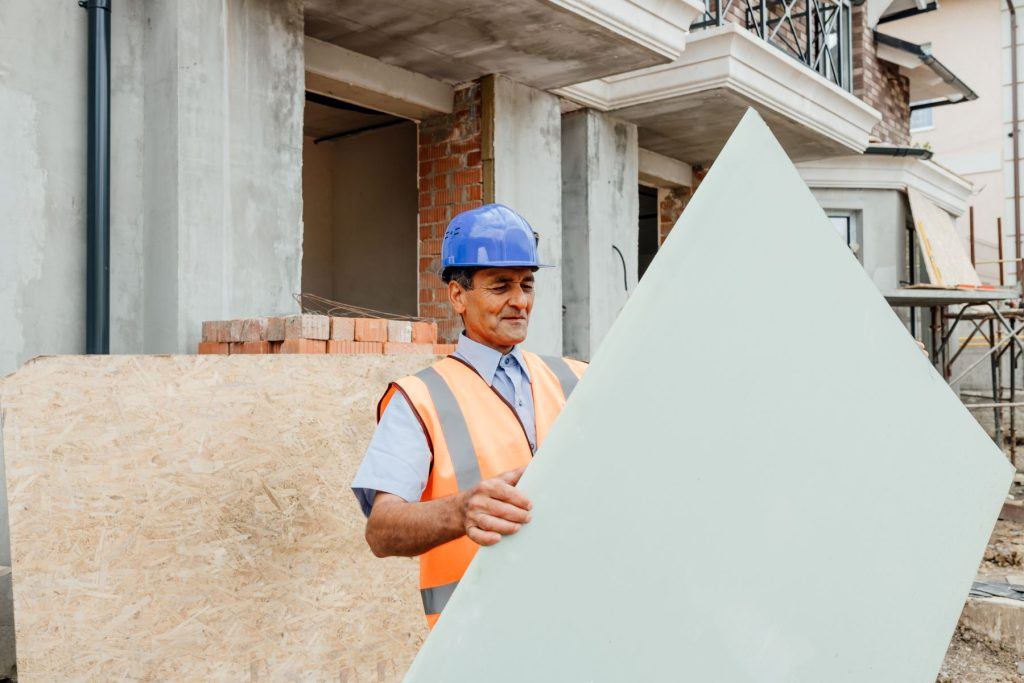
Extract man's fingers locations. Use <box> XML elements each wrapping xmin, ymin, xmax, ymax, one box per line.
<box><xmin>467</xmin><ymin>526</ymin><xmax>502</xmax><ymax>546</ymax></box>
<box><xmin>500</xmin><ymin>467</ymin><xmax>526</xmax><ymax>486</ymax></box>
<box><xmin>484</xmin><ymin>480</ymin><xmax>532</xmax><ymax>511</ymax></box>
<box><xmin>472</xmin><ymin>513</ymin><xmax>522</xmax><ymax>536</ymax></box>
<box><xmin>480</xmin><ymin>498</ymin><xmax>531</xmax><ymax>524</ymax></box>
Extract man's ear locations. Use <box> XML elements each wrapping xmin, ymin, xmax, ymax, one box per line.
<box><xmin>448</xmin><ymin>280</ymin><xmax>467</xmax><ymax>316</ymax></box>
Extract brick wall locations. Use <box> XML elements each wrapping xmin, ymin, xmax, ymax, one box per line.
<box><xmin>657</xmin><ymin>187</ymin><xmax>690</xmax><ymax>246</ymax></box>
<box><xmin>852</xmin><ymin>5</ymin><xmax>910</xmax><ymax>145</ymax></box>
<box><xmin>417</xmin><ymin>82</ymin><xmax>485</xmax><ymax>343</ymax></box>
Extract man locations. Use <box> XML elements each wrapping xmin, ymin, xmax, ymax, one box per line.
<box><xmin>352</xmin><ymin>203</ymin><xmax>586</xmax><ymax>628</ymax></box>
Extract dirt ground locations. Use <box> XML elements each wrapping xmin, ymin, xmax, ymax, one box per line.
<box><xmin>937</xmin><ymin>502</ymin><xmax>1024</xmax><ymax>682</ymax></box>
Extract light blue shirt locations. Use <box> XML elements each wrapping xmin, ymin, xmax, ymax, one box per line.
<box><xmin>351</xmin><ymin>334</ymin><xmax>536</xmax><ymax>516</ymax></box>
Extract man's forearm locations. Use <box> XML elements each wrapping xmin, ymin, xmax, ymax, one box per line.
<box><xmin>365</xmin><ymin>493</ymin><xmax>465</xmax><ymax>558</ymax></box>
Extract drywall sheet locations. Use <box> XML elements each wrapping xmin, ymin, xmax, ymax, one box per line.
<box><xmin>908</xmin><ymin>187</ymin><xmax>982</xmax><ymax>288</ymax></box>
<box><xmin>406</xmin><ymin>111</ymin><xmax>1014</xmax><ymax>682</ymax></box>
<box><xmin>0</xmin><ymin>354</ymin><xmax>433</xmax><ymax>681</ymax></box>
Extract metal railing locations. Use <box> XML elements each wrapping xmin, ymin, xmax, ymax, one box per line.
<box><xmin>693</xmin><ymin>0</ymin><xmax>853</xmax><ymax>92</ymax></box>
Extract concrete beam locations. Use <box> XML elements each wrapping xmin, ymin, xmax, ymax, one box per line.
<box><xmin>638</xmin><ymin>148</ymin><xmax>692</xmax><ymax>188</ymax></box>
<box><xmin>305</xmin><ymin>37</ymin><xmax>453</xmax><ymax>120</ymax></box>
<box><xmin>561</xmin><ymin>109</ymin><xmax>639</xmax><ymax>360</ymax></box>
<box><xmin>485</xmin><ymin>76</ymin><xmax>564</xmax><ymax>356</ymax></box>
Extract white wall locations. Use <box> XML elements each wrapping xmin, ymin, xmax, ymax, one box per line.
<box><xmin>489</xmin><ymin>76</ymin><xmax>564</xmax><ymax>356</ymax></box>
<box><xmin>302</xmin><ymin>124</ymin><xmax>419</xmax><ymax>315</ymax></box>
<box><xmin>561</xmin><ymin>109</ymin><xmax>639</xmax><ymax>361</ymax></box>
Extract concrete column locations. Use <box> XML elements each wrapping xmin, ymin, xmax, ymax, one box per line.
<box><xmin>143</xmin><ymin>0</ymin><xmax>305</xmax><ymax>353</ymax></box>
<box><xmin>561</xmin><ymin>109</ymin><xmax>639</xmax><ymax>361</ymax></box>
<box><xmin>484</xmin><ymin>76</ymin><xmax>564</xmax><ymax>356</ymax></box>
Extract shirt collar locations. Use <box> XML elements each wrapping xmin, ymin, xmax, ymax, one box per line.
<box><xmin>454</xmin><ymin>333</ymin><xmax>530</xmax><ymax>386</ymax></box>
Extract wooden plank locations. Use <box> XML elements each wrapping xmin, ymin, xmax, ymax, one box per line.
<box><xmin>0</xmin><ymin>354</ymin><xmax>437</xmax><ymax>680</ymax></box>
<box><xmin>908</xmin><ymin>187</ymin><xmax>982</xmax><ymax>288</ymax></box>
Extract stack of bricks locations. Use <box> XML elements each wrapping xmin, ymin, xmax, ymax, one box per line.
<box><xmin>417</xmin><ymin>80</ymin><xmax>484</xmax><ymax>344</ymax></box>
<box><xmin>197</xmin><ymin>315</ymin><xmax>456</xmax><ymax>356</ymax></box>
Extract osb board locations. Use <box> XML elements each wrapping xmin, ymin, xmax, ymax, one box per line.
<box><xmin>0</xmin><ymin>354</ymin><xmax>436</xmax><ymax>681</ymax></box>
<box><xmin>908</xmin><ymin>187</ymin><xmax>982</xmax><ymax>288</ymax></box>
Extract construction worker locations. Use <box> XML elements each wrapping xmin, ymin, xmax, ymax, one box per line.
<box><xmin>351</xmin><ymin>203</ymin><xmax>586</xmax><ymax>628</ymax></box>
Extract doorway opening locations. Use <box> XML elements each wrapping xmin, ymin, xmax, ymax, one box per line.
<box><xmin>302</xmin><ymin>92</ymin><xmax>419</xmax><ymax>315</ymax></box>
<box><xmin>638</xmin><ymin>184</ymin><xmax>659</xmax><ymax>279</ymax></box>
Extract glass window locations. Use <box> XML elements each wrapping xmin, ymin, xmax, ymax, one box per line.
<box><xmin>910</xmin><ymin>107</ymin><xmax>934</xmax><ymax>132</ymax></box>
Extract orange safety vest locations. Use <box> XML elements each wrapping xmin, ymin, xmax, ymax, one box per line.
<box><xmin>377</xmin><ymin>351</ymin><xmax>587</xmax><ymax>628</ymax></box>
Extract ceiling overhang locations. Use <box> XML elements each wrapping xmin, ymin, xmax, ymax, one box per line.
<box><xmin>303</xmin><ymin>0</ymin><xmax>705</xmax><ymax>91</ymax></box>
<box><xmin>874</xmin><ymin>31</ymin><xmax>977</xmax><ymax>110</ymax></box>
<box><xmin>797</xmin><ymin>153</ymin><xmax>973</xmax><ymax>216</ymax></box>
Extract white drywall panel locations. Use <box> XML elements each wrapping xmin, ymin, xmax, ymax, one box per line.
<box><xmin>405</xmin><ymin>110</ymin><xmax>1014</xmax><ymax>682</ymax></box>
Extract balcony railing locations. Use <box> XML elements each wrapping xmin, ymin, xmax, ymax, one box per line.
<box><xmin>693</xmin><ymin>0</ymin><xmax>853</xmax><ymax>92</ymax></box>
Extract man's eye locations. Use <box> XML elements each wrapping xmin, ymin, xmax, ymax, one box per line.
<box><xmin>522</xmin><ymin>284</ymin><xmax>534</xmax><ymax>292</ymax></box>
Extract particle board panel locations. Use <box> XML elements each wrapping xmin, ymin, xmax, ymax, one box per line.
<box><xmin>0</xmin><ymin>354</ymin><xmax>435</xmax><ymax>681</ymax></box>
<box><xmin>406</xmin><ymin>111</ymin><xmax>1014</xmax><ymax>682</ymax></box>
<box><xmin>907</xmin><ymin>187</ymin><xmax>982</xmax><ymax>289</ymax></box>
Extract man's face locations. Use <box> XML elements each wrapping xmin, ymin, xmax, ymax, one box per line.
<box><xmin>450</xmin><ymin>267</ymin><xmax>535</xmax><ymax>351</ymax></box>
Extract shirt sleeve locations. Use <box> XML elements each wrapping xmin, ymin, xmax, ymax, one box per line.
<box><xmin>351</xmin><ymin>390</ymin><xmax>432</xmax><ymax>517</ymax></box>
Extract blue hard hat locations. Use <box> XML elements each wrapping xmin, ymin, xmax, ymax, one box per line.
<box><xmin>440</xmin><ymin>203</ymin><xmax>552</xmax><ymax>270</ymax></box>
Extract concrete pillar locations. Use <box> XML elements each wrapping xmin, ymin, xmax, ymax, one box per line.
<box><xmin>561</xmin><ymin>109</ymin><xmax>639</xmax><ymax>361</ymax></box>
<box><xmin>484</xmin><ymin>76</ymin><xmax>564</xmax><ymax>356</ymax></box>
<box><xmin>144</xmin><ymin>0</ymin><xmax>305</xmax><ymax>353</ymax></box>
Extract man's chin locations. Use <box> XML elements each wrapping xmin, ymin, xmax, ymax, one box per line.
<box><xmin>496</xmin><ymin>322</ymin><xmax>528</xmax><ymax>346</ymax></box>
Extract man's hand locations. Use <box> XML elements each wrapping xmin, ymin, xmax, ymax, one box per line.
<box><xmin>364</xmin><ymin>466</ymin><xmax>532</xmax><ymax>557</ymax></box>
<box><xmin>460</xmin><ymin>467</ymin><xmax>532</xmax><ymax>546</ymax></box>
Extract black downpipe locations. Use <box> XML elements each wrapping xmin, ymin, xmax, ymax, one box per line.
<box><xmin>81</xmin><ymin>0</ymin><xmax>111</xmax><ymax>354</ymax></box>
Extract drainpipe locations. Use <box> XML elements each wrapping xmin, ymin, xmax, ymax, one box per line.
<box><xmin>1009</xmin><ymin>0</ymin><xmax>1022</xmax><ymax>292</ymax></box>
<box><xmin>80</xmin><ymin>0</ymin><xmax>111</xmax><ymax>353</ymax></box>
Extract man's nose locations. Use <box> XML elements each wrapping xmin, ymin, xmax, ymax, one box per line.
<box><xmin>508</xmin><ymin>286</ymin><xmax>529</xmax><ymax>310</ymax></box>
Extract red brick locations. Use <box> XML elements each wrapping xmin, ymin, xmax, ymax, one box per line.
<box><xmin>463</xmin><ymin>184</ymin><xmax>482</xmax><ymax>202</ymax></box>
<box><xmin>387</xmin><ymin>320</ymin><xmax>413</xmax><ymax>342</ymax></box>
<box><xmin>330</xmin><ymin>316</ymin><xmax>355</xmax><ymax>340</ymax></box>
<box><xmin>327</xmin><ymin>340</ymin><xmax>384</xmax><ymax>354</ymax></box>
<box><xmin>237</xmin><ymin>341</ymin><xmax>271</xmax><ymax>354</ymax></box>
<box><xmin>433</xmin><ymin>343</ymin><xmax>457</xmax><ymax>355</ymax></box>
<box><xmin>418</xmin><ymin>160</ymin><xmax>433</xmax><ymax>177</ymax></box>
<box><xmin>201</xmin><ymin>321</ymin><xmax>220</xmax><ymax>342</ymax></box>
<box><xmin>354</xmin><ymin>318</ymin><xmax>388</xmax><ymax>342</ymax></box>
<box><xmin>226</xmin><ymin>319</ymin><xmax>245</xmax><ymax>343</ymax></box>
<box><xmin>197</xmin><ymin>341</ymin><xmax>229</xmax><ymax>355</ymax></box>
<box><xmin>429</xmin><ymin>174</ymin><xmax>448</xmax><ymax>191</ymax></box>
<box><xmin>385</xmin><ymin>342</ymin><xmax>435</xmax><ymax>355</ymax></box>
<box><xmin>278</xmin><ymin>339</ymin><xmax>326</xmax><ymax>354</ymax></box>
<box><xmin>266</xmin><ymin>317</ymin><xmax>285</xmax><ymax>341</ymax></box>
<box><xmin>420</xmin><ymin>206</ymin><xmax>447</xmax><ymax>223</ymax></box>
<box><xmin>453</xmin><ymin>168</ymin><xmax>482</xmax><ymax>185</ymax></box>
<box><xmin>466</xmin><ymin>150</ymin><xmax>481</xmax><ymax>167</ymax></box>
<box><xmin>433</xmin><ymin>156</ymin><xmax>459</xmax><ymax>174</ymax></box>
<box><xmin>412</xmin><ymin>321</ymin><xmax>438</xmax><ymax>344</ymax></box>
<box><xmin>419</xmin><ymin>192</ymin><xmax>432</xmax><ymax>210</ymax></box>
<box><xmin>284</xmin><ymin>314</ymin><xmax>330</xmax><ymax>340</ymax></box>
<box><xmin>229</xmin><ymin>342</ymin><xmax>245</xmax><ymax>354</ymax></box>
<box><xmin>240</xmin><ymin>317</ymin><xmax>269</xmax><ymax>342</ymax></box>
<box><xmin>269</xmin><ymin>341</ymin><xmax>283</xmax><ymax>353</ymax></box>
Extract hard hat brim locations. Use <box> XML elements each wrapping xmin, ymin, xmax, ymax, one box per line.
<box><xmin>442</xmin><ymin>261</ymin><xmax>555</xmax><ymax>269</ymax></box>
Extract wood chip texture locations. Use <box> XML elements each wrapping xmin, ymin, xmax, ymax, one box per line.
<box><xmin>0</xmin><ymin>354</ymin><xmax>435</xmax><ymax>681</ymax></box>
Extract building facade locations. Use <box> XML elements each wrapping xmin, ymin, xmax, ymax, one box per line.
<box><xmin>0</xmin><ymin>0</ymin><xmax>994</xmax><ymax>670</ymax></box>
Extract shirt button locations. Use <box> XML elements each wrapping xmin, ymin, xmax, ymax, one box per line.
<box><xmin>517</xmin><ymin>399</ymin><xmax>523</xmax><ymax>407</ymax></box>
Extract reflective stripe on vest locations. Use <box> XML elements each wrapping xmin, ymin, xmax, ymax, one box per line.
<box><xmin>381</xmin><ymin>352</ymin><xmax>586</xmax><ymax>628</ymax></box>
<box><xmin>540</xmin><ymin>355</ymin><xmax>579</xmax><ymax>399</ymax></box>
<box><xmin>414</xmin><ymin>366</ymin><xmax>482</xmax><ymax>491</ymax></box>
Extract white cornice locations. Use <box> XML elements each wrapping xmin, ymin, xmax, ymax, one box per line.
<box><xmin>555</xmin><ymin>24</ymin><xmax>880</xmax><ymax>154</ymax></box>
<box><xmin>548</xmin><ymin>0</ymin><xmax>706</xmax><ymax>61</ymax></box>
<box><xmin>797</xmin><ymin>155</ymin><xmax>974</xmax><ymax>216</ymax></box>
